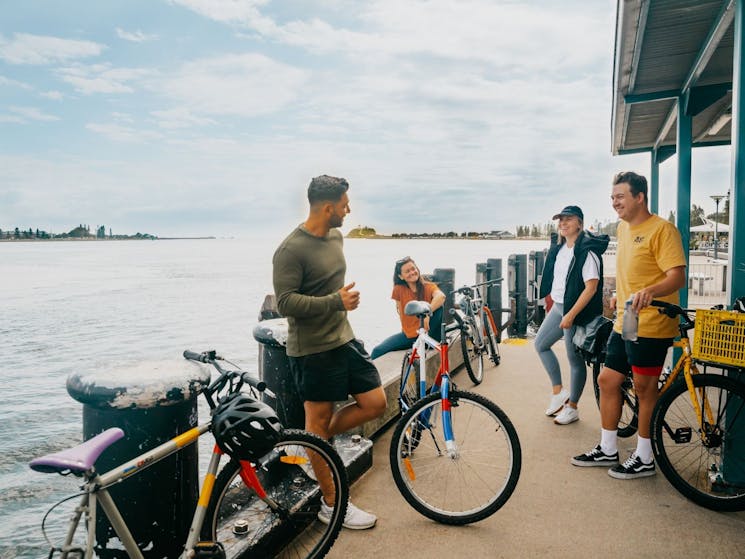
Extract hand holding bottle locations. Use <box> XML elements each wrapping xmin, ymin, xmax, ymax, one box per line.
<box><xmin>621</xmin><ymin>295</ymin><xmax>638</xmax><ymax>341</ymax></box>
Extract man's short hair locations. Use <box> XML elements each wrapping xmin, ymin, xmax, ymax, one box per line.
<box><xmin>613</xmin><ymin>171</ymin><xmax>648</xmax><ymax>203</ymax></box>
<box><xmin>308</xmin><ymin>175</ymin><xmax>349</xmax><ymax>205</ymax></box>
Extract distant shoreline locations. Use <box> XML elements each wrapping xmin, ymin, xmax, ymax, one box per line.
<box><xmin>0</xmin><ymin>237</ymin><xmax>216</xmax><ymax>242</ymax></box>
<box><xmin>346</xmin><ymin>235</ymin><xmax>548</xmax><ymax>241</ymax></box>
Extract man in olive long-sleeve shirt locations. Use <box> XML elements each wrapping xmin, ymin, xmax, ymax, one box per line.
<box><xmin>272</xmin><ymin>175</ymin><xmax>385</xmax><ymax>530</ymax></box>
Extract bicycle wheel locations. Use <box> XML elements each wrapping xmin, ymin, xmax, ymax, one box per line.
<box><xmin>591</xmin><ymin>360</ymin><xmax>638</xmax><ymax>438</ymax></box>
<box><xmin>389</xmin><ymin>390</ymin><xmax>521</xmax><ymax>524</ymax></box>
<box><xmin>483</xmin><ymin>313</ymin><xmax>500</xmax><ymax>366</ymax></box>
<box><xmin>460</xmin><ymin>318</ymin><xmax>485</xmax><ymax>385</ymax></box>
<box><xmin>203</xmin><ymin>429</ymin><xmax>349</xmax><ymax>558</ymax></box>
<box><xmin>651</xmin><ymin>374</ymin><xmax>745</xmax><ymax>512</ymax></box>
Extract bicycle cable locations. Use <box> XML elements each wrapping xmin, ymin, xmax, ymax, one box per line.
<box><xmin>41</xmin><ymin>491</ymin><xmax>87</xmax><ymax>552</ymax></box>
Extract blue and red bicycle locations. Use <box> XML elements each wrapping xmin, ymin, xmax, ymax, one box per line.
<box><xmin>389</xmin><ymin>299</ymin><xmax>521</xmax><ymax>524</ymax></box>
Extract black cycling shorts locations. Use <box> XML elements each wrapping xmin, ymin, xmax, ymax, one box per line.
<box><xmin>604</xmin><ymin>331</ymin><xmax>673</xmax><ymax>377</ymax></box>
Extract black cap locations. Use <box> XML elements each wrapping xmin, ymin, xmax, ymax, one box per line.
<box><xmin>552</xmin><ymin>205</ymin><xmax>584</xmax><ymax>221</ymax></box>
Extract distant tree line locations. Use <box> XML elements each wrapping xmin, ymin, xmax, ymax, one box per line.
<box><xmin>346</xmin><ymin>219</ymin><xmax>634</xmax><ymax>240</ymax></box>
<box><xmin>0</xmin><ymin>223</ymin><xmax>157</xmax><ymax>240</ymax></box>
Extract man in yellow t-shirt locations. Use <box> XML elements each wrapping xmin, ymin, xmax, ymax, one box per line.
<box><xmin>572</xmin><ymin>171</ymin><xmax>686</xmax><ymax>480</ymax></box>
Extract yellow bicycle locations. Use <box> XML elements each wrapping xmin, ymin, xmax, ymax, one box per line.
<box><xmin>648</xmin><ymin>301</ymin><xmax>745</xmax><ymax>511</ymax></box>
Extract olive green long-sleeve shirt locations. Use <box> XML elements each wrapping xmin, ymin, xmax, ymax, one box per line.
<box><xmin>272</xmin><ymin>225</ymin><xmax>355</xmax><ymax>357</ymax></box>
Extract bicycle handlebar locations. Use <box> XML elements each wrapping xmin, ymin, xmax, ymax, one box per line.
<box><xmin>183</xmin><ymin>349</ymin><xmax>214</xmax><ymax>363</ymax></box>
<box><xmin>183</xmin><ymin>349</ymin><xmax>272</xmax><ymax>400</ymax></box>
<box><xmin>451</xmin><ymin>278</ymin><xmax>503</xmax><ymax>298</ymax></box>
<box><xmin>649</xmin><ymin>300</ymin><xmax>692</xmax><ymax>319</ymax></box>
<box><xmin>649</xmin><ymin>300</ymin><xmax>695</xmax><ymax>334</ymax></box>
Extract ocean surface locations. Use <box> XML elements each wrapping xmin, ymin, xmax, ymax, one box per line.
<box><xmin>0</xmin><ymin>236</ymin><xmax>547</xmax><ymax>557</ymax></box>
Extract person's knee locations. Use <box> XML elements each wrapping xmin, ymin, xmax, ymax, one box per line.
<box><xmin>634</xmin><ymin>377</ymin><xmax>659</xmax><ymax>402</ymax></box>
<box><xmin>304</xmin><ymin>403</ymin><xmax>333</xmax><ymax>438</ymax></box>
<box><xmin>534</xmin><ymin>336</ymin><xmax>551</xmax><ymax>354</ymax></box>
<box><xmin>358</xmin><ymin>389</ymin><xmax>387</xmax><ymax>419</ymax></box>
<box><xmin>367</xmin><ymin>392</ymin><xmax>388</xmax><ymax>418</ymax></box>
<box><xmin>598</xmin><ymin>369</ymin><xmax>623</xmax><ymax>393</ymax></box>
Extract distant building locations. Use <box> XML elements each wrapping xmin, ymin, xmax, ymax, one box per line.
<box><xmin>488</xmin><ymin>230</ymin><xmax>516</xmax><ymax>239</ymax></box>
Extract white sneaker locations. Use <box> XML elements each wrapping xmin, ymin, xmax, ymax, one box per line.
<box><xmin>545</xmin><ymin>388</ymin><xmax>569</xmax><ymax>416</ymax></box>
<box><xmin>318</xmin><ymin>500</ymin><xmax>377</xmax><ymax>530</ymax></box>
<box><xmin>554</xmin><ymin>405</ymin><xmax>579</xmax><ymax>425</ymax></box>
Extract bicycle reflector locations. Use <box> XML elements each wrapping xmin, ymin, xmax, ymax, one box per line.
<box><xmin>212</xmin><ymin>393</ymin><xmax>281</xmax><ymax>461</ymax></box>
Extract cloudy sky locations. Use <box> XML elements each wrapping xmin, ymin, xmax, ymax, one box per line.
<box><xmin>0</xmin><ymin>0</ymin><xmax>732</xmax><ymax>237</ymax></box>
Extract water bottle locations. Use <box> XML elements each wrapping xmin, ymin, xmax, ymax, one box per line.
<box><xmin>621</xmin><ymin>296</ymin><xmax>638</xmax><ymax>341</ymax></box>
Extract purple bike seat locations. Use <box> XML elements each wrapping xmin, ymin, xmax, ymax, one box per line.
<box><xmin>29</xmin><ymin>428</ymin><xmax>125</xmax><ymax>475</ymax></box>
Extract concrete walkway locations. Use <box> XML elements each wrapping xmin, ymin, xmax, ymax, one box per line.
<box><xmin>327</xmin><ymin>341</ymin><xmax>745</xmax><ymax>559</ymax></box>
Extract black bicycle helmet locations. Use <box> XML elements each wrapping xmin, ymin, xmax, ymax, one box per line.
<box><xmin>212</xmin><ymin>393</ymin><xmax>282</xmax><ymax>461</ymax></box>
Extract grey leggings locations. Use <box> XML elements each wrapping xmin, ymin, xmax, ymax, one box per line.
<box><xmin>534</xmin><ymin>302</ymin><xmax>587</xmax><ymax>404</ymax></box>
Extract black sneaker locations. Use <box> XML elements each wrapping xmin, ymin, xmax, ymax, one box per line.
<box><xmin>608</xmin><ymin>453</ymin><xmax>655</xmax><ymax>479</ymax></box>
<box><xmin>571</xmin><ymin>444</ymin><xmax>619</xmax><ymax>467</ymax></box>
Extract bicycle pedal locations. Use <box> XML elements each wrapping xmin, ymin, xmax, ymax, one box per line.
<box><xmin>672</xmin><ymin>427</ymin><xmax>692</xmax><ymax>444</ymax></box>
<box><xmin>194</xmin><ymin>541</ymin><xmax>226</xmax><ymax>559</ymax></box>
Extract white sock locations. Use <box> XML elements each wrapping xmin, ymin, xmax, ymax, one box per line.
<box><xmin>600</xmin><ymin>429</ymin><xmax>618</xmax><ymax>455</ymax></box>
<box><xmin>635</xmin><ymin>436</ymin><xmax>653</xmax><ymax>463</ymax></box>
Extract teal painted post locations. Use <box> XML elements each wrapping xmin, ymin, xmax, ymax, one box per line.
<box><xmin>676</xmin><ymin>98</ymin><xmax>692</xmax><ymax>310</ymax></box>
<box><xmin>724</xmin><ymin>0</ymin><xmax>745</xmax><ymax>486</ymax></box>
<box><xmin>730</xmin><ymin>0</ymin><xmax>745</xmax><ymax>303</ymax></box>
<box><xmin>650</xmin><ymin>149</ymin><xmax>660</xmax><ymax>215</ymax></box>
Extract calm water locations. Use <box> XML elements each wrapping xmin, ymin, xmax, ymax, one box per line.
<box><xmin>0</xmin><ymin>237</ymin><xmax>546</xmax><ymax>557</ymax></box>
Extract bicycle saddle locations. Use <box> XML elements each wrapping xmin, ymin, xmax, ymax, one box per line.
<box><xmin>30</xmin><ymin>427</ymin><xmax>125</xmax><ymax>475</ymax></box>
<box><xmin>404</xmin><ymin>301</ymin><xmax>432</xmax><ymax>317</ymax></box>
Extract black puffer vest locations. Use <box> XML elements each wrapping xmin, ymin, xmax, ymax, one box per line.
<box><xmin>539</xmin><ymin>230</ymin><xmax>609</xmax><ymax>326</ymax></box>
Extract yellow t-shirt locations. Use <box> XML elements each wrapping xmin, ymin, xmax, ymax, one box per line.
<box><xmin>615</xmin><ymin>215</ymin><xmax>686</xmax><ymax>338</ymax></box>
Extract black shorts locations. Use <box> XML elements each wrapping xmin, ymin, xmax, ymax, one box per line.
<box><xmin>604</xmin><ymin>331</ymin><xmax>673</xmax><ymax>377</ymax></box>
<box><xmin>288</xmin><ymin>339</ymin><xmax>382</xmax><ymax>402</ymax></box>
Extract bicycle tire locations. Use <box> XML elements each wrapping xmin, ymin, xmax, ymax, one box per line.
<box><xmin>651</xmin><ymin>374</ymin><xmax>745</xmax><ymax>512</ymax></box>
<box><xmin>389</xmin><ymin>390</ymin><xmax>521</xmax><ymax>524</ymax></box>
<box><xmin>591</xmin><ymin>360</ymin><xmax>638</xmax><ymax>438</ymax></box>
<box><xmin>460</xmin><ymin>318</ymin><xmax>485</xmax><ymax>385</ymax></box>
<box><xmin>483</xmin><ymin>313</ymin><xmax>500</xmax><ymax>366</ymax></box>
<box><xmin>203</xmin><ymin>429</ymin><xmax>349</xmax><ymax>558</ymax></box>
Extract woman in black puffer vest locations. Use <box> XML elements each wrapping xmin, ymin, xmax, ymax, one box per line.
<box><xmin>535</xmin><ymin>205</ymin><xmax>609</xmax><ymax>425</ymax></box>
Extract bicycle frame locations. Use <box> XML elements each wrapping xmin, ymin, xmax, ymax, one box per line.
<box><xmin>402</xmin><ymin>327</ymin><xmax>441</xmax><ymax>408</ymax></box>
<box><xmin>400</xmin><ymin>307</ymin><xmax>465</xmax><ymax>410</ymax></box>
<box><xmin>456</xmin><ymin>282</ymin><xmax>503</xmax><ymax>357</ymax></box>
<box><xmin>658</xmin><ymin>337</ymin><xmax>719</xmax><ymax>443</ymax></box>
<box><xmin>401</xmin><ymin>322</ymin><xmax>461</xmax><ymax>455</ymax></box>
<box><xmin>56</xmin><ymin>422</ymin><xmax>262</xmax><ymax>558</ymax></box>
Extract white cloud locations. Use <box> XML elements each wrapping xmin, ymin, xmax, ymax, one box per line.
<box><xmin>151</xmin><ymin>107</ymin><xmax>216</xmax><ymax>129</ymax></box>
<box><xmin>156</xmin><ymin>53</ymin><xmax>307</xmax><ymax>117</ymax></box>
<box><xmin>167</xmin><ymin>0</ymin><xmax>268</xmax><ymax>25</ymax></box>
<box><xmin>0</xmin><ymin>33</ymin><xmax>104</xmax><ymax>65</ymax></box>
<box><xmin>170</xmin><ymin>0</ymin><xmax>607</xmax><ymax>72</ymax></box>
<box><xmin>9</xmin><ymin>106</ymin><xmax>59</xmax><ymax>121</ymax></box>
<box><xmin>0</xmin><ymin>75</ymin><xmax>33</xmax><ymax>89</ymax></box>
<box><xmin>86</xmin><ymin>122</ymin><xmax>163</xmax><ymax>142</ymax></box>
<box><xmin>40</xmin><ymin>90</ymin><xmax>64</xmax><ymax>100</ymax></box>
<box><xmin>115</xmin><ymin>28</ymin><xmax>158</xmax><ymax>42</ymax></box>
<box><xmin>56</xmin><ymin>63</ymin><xmax>152</xmax><ymax>94</ymax></box>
